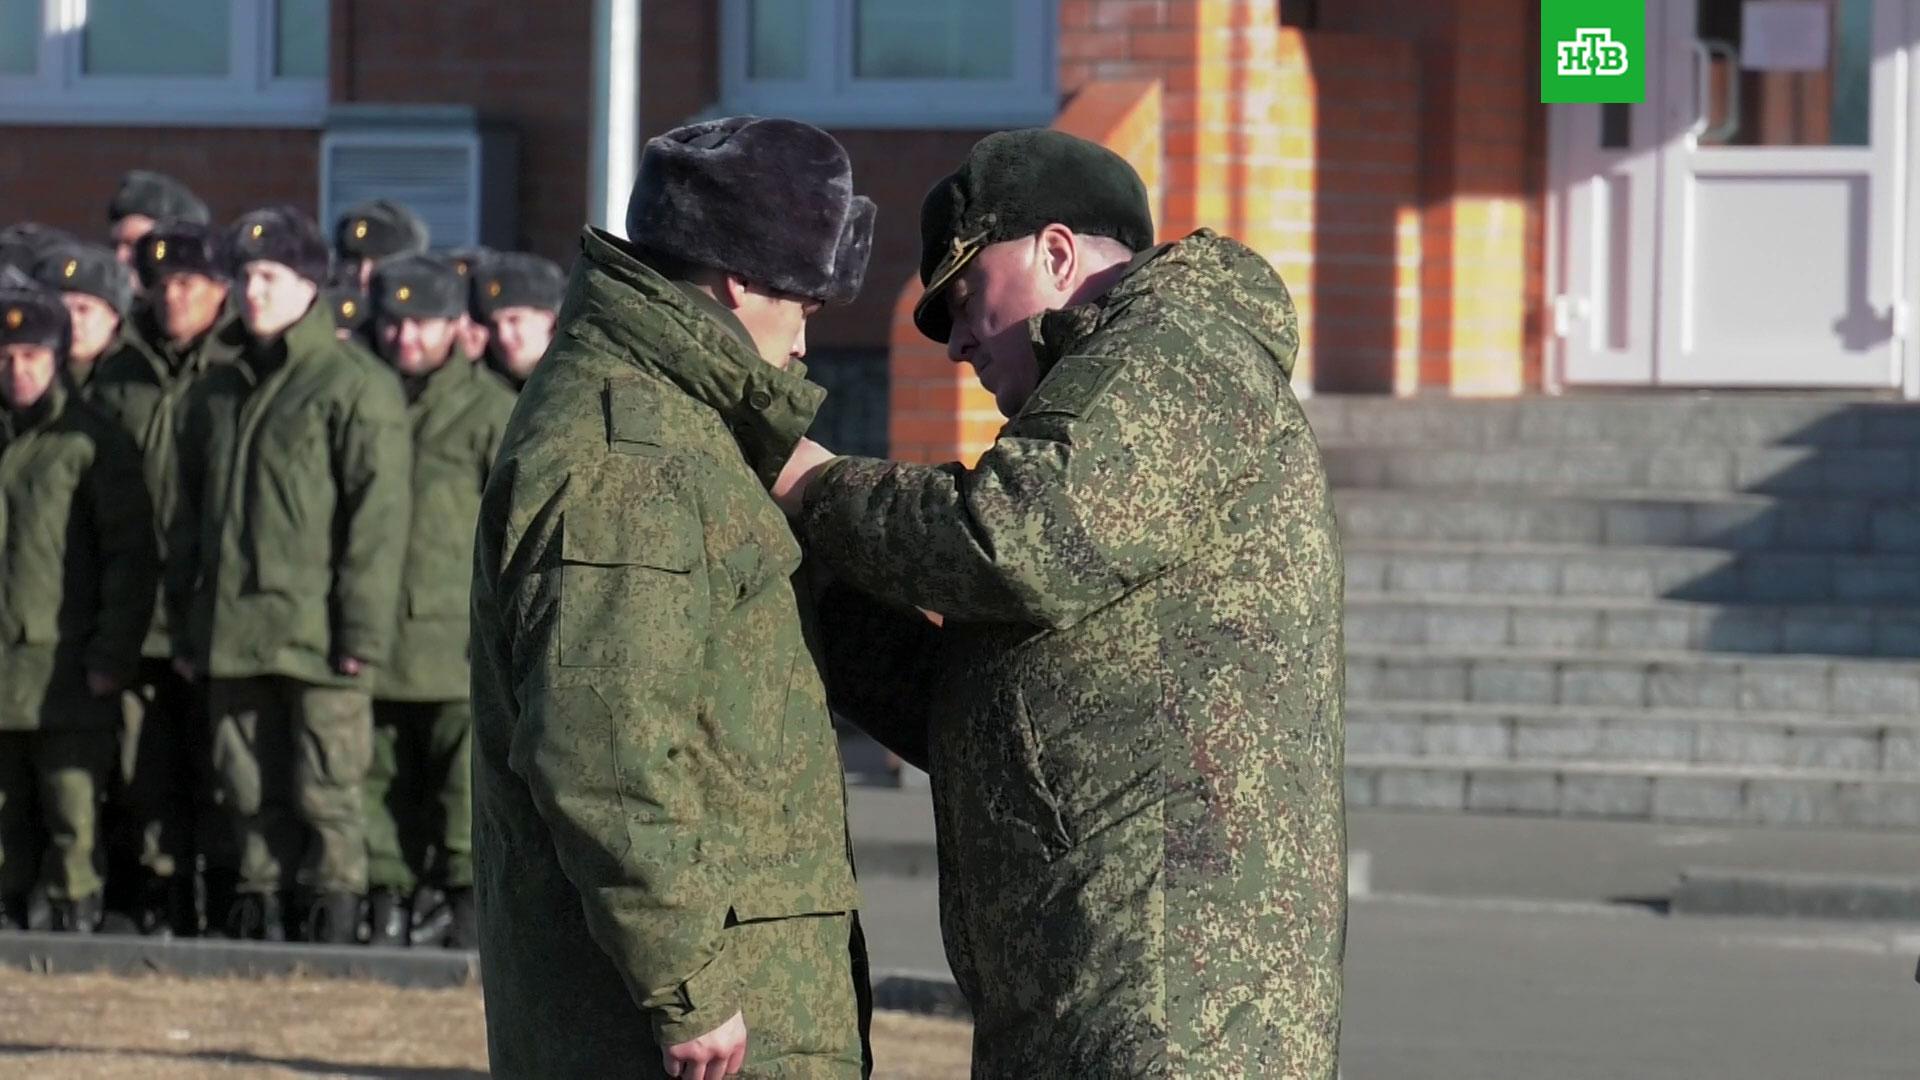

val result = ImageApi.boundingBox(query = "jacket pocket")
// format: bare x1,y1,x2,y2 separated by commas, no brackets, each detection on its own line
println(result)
558,506,706,670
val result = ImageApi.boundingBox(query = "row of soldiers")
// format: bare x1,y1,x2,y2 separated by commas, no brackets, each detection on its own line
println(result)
0,170,565,944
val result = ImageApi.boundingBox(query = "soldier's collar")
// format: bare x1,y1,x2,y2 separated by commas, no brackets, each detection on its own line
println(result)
4,379,64,435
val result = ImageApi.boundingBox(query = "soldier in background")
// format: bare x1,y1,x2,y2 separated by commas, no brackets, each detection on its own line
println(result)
324,264,374,347
88,222,247,936
0,223,79,275
775,130,1348,1077
474,252,565,390
0,270,157,933
31,243,133,394
361,254,513,950
107,171,210,271
168,208,411,943
446,247,496,362
332,199,429,293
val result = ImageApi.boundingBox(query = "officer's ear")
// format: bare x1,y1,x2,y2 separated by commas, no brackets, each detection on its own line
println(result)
1036,224,1078,293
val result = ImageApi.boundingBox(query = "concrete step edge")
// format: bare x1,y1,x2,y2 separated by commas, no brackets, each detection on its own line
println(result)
1346,642,1920,669
1346,698,1920,730
1345,755,1920,785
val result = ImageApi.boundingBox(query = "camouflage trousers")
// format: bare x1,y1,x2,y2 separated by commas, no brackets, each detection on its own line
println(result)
207,677,372,895
107,659,227,887
640,912,874,1080
364,699,472,892
0,726,116,901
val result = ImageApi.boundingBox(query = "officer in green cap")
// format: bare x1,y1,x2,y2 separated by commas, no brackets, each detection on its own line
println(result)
774,128,1346,1078
32,243,133,394
108,170,211,272
445,247,496,362
168,206,412,944
360,253,513,949
0,269,158,933
88,221,247,936
473,252,565,389
472,116,874,1079
333,199,430,293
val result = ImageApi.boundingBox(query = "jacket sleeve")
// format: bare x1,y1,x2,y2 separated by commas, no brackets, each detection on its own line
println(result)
330,369,413,664
84,422,158,681
163,387,205,659
507,463,742,1046
799,339,1282,629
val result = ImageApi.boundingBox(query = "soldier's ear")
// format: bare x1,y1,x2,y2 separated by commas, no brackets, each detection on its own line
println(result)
1037,224,1078,292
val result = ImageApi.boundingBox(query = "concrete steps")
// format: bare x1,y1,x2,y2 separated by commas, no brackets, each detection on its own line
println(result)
1323,445,1920,498
1304,395,1920,449
1334,489,1920,553
1346,593,1920,659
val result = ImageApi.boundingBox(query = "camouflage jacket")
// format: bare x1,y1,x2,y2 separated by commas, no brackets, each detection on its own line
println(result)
804,230,1347,1077
166,301,413,687
377,354,514,702
0,382,157,729
89,306,244,658
471,228,861,1077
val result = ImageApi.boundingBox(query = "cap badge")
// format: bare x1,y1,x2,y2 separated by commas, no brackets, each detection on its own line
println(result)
487,281,502,298
341,300,357,318
395,285,412,302
354,221,369,240
63,259,78,279
250,223,265,240
152,241,168,261
4,309,21,330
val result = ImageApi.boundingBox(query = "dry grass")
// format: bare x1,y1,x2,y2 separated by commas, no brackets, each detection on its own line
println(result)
0,967,969,1078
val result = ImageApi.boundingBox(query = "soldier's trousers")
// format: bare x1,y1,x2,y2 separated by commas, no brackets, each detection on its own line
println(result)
641,911,874,1079
111,659,224,884
207,677,372,895
364,699,472,892
0,728,115,901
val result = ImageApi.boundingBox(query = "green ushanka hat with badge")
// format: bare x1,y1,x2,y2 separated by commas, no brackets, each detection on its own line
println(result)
913,129,1154,344
33,242,133,318
334,199,430,263
0,267,70,352
136,220,229,289
371,253,467,320
474,252,566,320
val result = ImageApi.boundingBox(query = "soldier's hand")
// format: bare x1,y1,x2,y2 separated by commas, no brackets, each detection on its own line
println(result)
333,655,366,677
86,670,123,697
171,657,198,682
662,1010,747,1080
772,437,838,517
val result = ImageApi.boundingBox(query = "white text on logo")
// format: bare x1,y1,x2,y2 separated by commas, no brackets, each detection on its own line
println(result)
1557,27,1630,76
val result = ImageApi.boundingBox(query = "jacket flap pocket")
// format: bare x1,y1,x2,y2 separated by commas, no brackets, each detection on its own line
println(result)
562,505,699,572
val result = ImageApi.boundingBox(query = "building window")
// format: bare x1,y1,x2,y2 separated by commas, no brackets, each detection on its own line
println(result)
0,0,327,127
721,0,1057,129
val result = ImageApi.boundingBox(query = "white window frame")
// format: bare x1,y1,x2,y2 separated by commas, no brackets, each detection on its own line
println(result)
0,0,326,127
718,0,1058,129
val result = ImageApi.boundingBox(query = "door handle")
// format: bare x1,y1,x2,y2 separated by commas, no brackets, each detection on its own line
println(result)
1693,38,1742,145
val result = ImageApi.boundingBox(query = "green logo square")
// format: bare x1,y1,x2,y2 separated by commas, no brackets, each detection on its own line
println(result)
1542,0,1646,103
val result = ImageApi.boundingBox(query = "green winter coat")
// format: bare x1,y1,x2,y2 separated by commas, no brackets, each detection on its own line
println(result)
89,306,244,658
471,228,861,1077
166,301,413,687
804,230,1347,1078
378,354,514,702
0,382,158,730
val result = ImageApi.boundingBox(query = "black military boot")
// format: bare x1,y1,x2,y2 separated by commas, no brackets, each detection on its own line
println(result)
51,893,102,934
164,875,198,938
202,868,239,938
408,886,452,948
225,891,285,942
365,888,408,948
445,887,478,950
304,891,361,945
0,894,29,930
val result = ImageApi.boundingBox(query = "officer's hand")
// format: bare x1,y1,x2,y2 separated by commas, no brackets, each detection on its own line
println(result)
662,1010,747,1080
333,655,366,677
772,437,838,517
86,670,123,697
171,657,198,682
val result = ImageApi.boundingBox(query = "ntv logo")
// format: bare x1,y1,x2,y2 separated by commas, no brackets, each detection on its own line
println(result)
1557,27,1630,77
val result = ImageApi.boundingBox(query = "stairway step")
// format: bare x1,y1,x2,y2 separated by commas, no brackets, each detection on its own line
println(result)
1322,445,1920,497
1347,701,1920,774
1344,642,1920,716
1343,756,1920,828
1346,592,1920,658
1304,395,1920,450
1346,542,1920,604
1333,489,1920,554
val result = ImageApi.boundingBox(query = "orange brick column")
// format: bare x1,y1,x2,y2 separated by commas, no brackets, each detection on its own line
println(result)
885,80,1164,467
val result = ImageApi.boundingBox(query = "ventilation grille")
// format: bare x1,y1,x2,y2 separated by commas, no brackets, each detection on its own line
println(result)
320,138,478,250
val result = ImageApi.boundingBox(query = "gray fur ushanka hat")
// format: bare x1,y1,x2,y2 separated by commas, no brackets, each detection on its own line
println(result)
624,116,874,305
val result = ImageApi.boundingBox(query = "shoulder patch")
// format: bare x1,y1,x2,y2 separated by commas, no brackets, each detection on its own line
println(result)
1020,354,1125,419
605,379,668,455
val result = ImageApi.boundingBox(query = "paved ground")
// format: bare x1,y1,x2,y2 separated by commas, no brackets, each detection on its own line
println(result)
849,783,1920,1078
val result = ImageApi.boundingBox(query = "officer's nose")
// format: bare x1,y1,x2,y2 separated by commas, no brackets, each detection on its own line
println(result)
947,322,976,365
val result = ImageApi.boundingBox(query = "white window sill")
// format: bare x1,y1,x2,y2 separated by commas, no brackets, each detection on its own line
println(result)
0,92,327,129
706,94,1059,132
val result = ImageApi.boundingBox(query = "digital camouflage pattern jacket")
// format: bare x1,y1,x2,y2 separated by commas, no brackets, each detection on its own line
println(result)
805,229,1347,1078
88,305,244,658
470,228,861,1078
166,301,412,686
0,381,157,729
377,353,514,702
